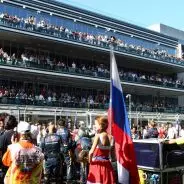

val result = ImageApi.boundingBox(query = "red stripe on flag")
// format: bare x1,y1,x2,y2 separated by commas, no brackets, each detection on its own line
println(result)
113,122,140,184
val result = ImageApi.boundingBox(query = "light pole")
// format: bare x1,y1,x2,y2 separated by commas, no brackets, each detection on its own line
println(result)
126,94,132,129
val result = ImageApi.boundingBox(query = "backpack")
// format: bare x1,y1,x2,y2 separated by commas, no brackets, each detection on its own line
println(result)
15,145,43,172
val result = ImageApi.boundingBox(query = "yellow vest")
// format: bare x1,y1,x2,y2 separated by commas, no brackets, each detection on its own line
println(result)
5,142,43,184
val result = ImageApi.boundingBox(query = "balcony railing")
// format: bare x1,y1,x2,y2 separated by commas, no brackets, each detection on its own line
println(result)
0,16,182,66
0,96,182,113
0,97,108,109
0,59,183,90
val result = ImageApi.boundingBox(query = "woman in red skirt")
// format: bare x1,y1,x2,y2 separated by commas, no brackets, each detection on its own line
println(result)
87,115,115,184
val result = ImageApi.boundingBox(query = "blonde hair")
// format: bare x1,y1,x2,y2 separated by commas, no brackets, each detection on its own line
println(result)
149,120,157,128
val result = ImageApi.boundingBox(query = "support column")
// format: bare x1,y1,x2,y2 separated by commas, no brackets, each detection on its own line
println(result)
178,96,184,107
177,43,182,58
177,72,184,107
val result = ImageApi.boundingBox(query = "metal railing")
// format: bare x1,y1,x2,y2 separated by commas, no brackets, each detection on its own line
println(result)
0,17,182,66
0,59,183,91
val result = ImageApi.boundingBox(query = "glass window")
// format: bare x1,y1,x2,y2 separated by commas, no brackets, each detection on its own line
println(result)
0,2,176,56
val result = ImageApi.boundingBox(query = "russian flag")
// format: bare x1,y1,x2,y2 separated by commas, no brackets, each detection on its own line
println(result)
108,51,139,184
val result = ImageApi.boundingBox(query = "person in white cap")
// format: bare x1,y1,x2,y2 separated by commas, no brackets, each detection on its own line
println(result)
2,121,44,184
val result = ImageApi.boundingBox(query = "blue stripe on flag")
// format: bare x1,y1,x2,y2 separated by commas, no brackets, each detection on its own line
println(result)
111,82,131,137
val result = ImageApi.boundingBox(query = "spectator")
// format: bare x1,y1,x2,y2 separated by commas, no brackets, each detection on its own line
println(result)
0,10,182,65
0,114,5,136
2,121,44,184
40,122,63,184
0,114,18,181
0,115,18,158
72,61,76,69
180,125,184,137
142,125,148,139
145,120,158,139
167,123,177,139
158,123,166,139
131,126,139,139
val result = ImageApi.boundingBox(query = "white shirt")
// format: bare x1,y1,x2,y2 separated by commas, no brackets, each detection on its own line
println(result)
47,96,52,102
180,129,184,138
167,127,176,139
39,94,44,101
72,63,76,68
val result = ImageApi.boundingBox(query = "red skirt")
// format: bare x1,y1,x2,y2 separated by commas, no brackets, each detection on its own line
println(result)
87,160,115,184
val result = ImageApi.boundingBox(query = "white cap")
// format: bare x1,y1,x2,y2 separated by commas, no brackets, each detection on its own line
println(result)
17,121,31,133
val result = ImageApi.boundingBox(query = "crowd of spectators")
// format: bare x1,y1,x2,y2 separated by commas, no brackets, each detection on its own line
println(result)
0,47,183,89
131,120,184,140
0,81,181,113
131,100,178,113
0,84,109,109
0,12,183,64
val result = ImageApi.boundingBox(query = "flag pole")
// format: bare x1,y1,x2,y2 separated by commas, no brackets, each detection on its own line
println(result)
109,45,113,135
108,45,140,183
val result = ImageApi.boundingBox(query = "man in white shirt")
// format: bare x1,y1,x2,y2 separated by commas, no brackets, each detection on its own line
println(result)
167,123,177,139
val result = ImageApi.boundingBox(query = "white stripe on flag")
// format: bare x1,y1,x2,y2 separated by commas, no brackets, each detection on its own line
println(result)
86,181,101,184
117,161,129,184
111,50,122,92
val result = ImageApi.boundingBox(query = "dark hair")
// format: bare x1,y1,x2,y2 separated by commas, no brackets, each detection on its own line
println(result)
4,115,18,130
58,119,65,127
0,113,9,123
20,132,32,140
132,126,137,131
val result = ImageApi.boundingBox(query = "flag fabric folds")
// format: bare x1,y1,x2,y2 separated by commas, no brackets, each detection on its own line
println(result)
108,50,139,184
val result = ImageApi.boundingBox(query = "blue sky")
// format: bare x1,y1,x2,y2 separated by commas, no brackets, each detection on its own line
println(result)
60,0,183,31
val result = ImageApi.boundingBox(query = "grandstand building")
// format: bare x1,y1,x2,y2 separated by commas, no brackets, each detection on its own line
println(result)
0,0,184,125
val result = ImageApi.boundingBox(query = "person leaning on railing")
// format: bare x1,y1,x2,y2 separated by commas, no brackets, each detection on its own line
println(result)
0,46,183,88
144,120,159,139
1,9,183,64
164,136,184,147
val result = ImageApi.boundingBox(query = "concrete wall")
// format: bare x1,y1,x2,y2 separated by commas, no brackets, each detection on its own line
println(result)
149,24,184,57
160,24,184,41
178,95,184,107
149,23,184,41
